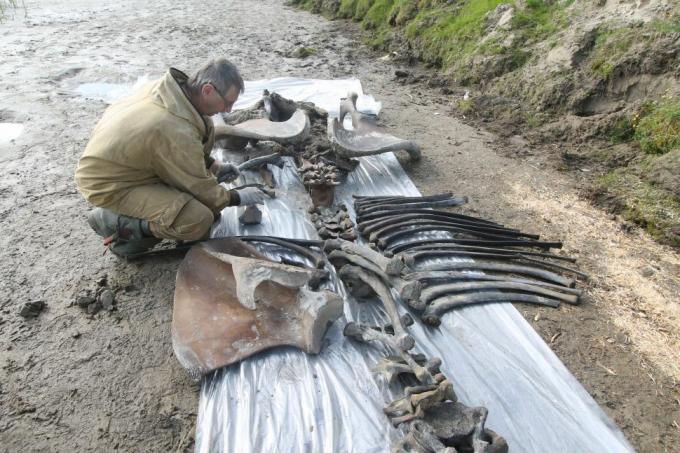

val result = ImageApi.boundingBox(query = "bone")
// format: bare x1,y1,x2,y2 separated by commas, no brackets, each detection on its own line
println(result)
358,214,515,236
339,265,414,351
330,117,422,161
422,292,561,326
356,198,469,216
238,205,262,225
354,193,458,208
369,221,538,246
172,238,343,377
388,238,564,253
401,250,581,277
398,271,582,308
392,420,457,453
343,322,432,383
214,109,311,145
418,281,580,309
364,217,535,241
376,227,558,251
398,243,577,263
236,236,325,269
324,238,405,276
356,207,503,227
237,152,284,172
406,260,574,287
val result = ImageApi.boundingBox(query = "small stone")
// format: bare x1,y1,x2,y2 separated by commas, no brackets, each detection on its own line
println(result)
394,69,410,78
96,275,108,287
76,295,96,308
19,301,46,319
72,331,81,339
640,266,655,278
99,290,115,311
87,302,102,315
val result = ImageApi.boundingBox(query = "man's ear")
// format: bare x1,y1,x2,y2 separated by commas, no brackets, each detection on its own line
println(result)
201,84,213,97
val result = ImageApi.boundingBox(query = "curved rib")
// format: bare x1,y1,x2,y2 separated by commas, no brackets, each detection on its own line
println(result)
422,292,561,326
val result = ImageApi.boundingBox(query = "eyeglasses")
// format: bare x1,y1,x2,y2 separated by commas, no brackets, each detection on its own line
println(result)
210,83,233,109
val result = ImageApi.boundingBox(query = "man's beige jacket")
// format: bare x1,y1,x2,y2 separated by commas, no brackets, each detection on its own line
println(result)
75,68,233,224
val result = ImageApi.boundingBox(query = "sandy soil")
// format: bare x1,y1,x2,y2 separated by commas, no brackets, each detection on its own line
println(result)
1,0,678,451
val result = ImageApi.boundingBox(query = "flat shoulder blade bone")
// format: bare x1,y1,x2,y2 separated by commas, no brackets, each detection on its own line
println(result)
172,239,343,378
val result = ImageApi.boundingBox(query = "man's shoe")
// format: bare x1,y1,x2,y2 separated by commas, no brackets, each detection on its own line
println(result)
87,208,160,258
109,237,162,259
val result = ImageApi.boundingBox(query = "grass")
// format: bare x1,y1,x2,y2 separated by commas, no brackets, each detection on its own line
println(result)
633,97,680,155
0,0,19,20
596,168,680,246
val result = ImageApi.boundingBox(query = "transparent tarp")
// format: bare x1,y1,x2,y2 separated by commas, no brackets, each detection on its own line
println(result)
195,78,633,453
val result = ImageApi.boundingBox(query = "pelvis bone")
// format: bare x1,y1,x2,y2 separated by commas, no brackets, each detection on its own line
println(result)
172,238,343,378
329,92,421,161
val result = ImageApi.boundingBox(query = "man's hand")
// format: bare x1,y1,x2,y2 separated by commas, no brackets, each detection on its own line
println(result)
236,187,267,206
213,162,241,183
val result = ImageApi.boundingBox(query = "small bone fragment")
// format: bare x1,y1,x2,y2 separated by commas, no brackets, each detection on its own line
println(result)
239,205,263,225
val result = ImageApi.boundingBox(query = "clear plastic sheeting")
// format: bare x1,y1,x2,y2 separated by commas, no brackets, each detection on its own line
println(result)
196,79,633,452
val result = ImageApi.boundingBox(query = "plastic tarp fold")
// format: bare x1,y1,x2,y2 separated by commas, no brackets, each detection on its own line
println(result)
195,78,633,453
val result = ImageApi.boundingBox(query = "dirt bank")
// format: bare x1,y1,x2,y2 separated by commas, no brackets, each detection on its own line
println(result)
0,0,678,452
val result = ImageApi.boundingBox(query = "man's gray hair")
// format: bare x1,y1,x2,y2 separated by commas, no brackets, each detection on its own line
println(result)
188,58,244,95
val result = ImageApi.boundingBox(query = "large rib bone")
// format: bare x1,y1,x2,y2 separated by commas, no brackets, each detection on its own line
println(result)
365,218,535,241
357,208,502,226
418,281,579,308
388,238,564,253
356,198,468,217
422,292,561,326
401,250,586,278
236,236,325,269
172,238,343,378
397,243,577,263
406,260,574,287
215,109,310,145
358,213,519,236
377,227,559,251
354,193,460,209
398,271,582,308
236,152,284,172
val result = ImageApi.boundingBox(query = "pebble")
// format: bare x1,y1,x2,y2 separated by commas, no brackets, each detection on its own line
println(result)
99,289,116,311
640,266,655,278
19,301,45,318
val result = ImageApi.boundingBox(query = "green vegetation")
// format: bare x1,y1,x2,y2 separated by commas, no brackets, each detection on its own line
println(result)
289,0,575,80
607,97,680,154
291,47,317,58
633,97,680,155
596,168,680,246
1,0,19,21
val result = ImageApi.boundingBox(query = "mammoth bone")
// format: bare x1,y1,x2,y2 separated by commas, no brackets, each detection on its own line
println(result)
329,92,422,161
172,238,342,379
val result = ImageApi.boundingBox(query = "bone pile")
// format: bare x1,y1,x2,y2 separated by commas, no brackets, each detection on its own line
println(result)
354,193,586,327
308,203,357,241
325,239,508,452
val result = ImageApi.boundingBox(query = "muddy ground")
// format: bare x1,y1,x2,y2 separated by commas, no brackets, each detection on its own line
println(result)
1,0,679,451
